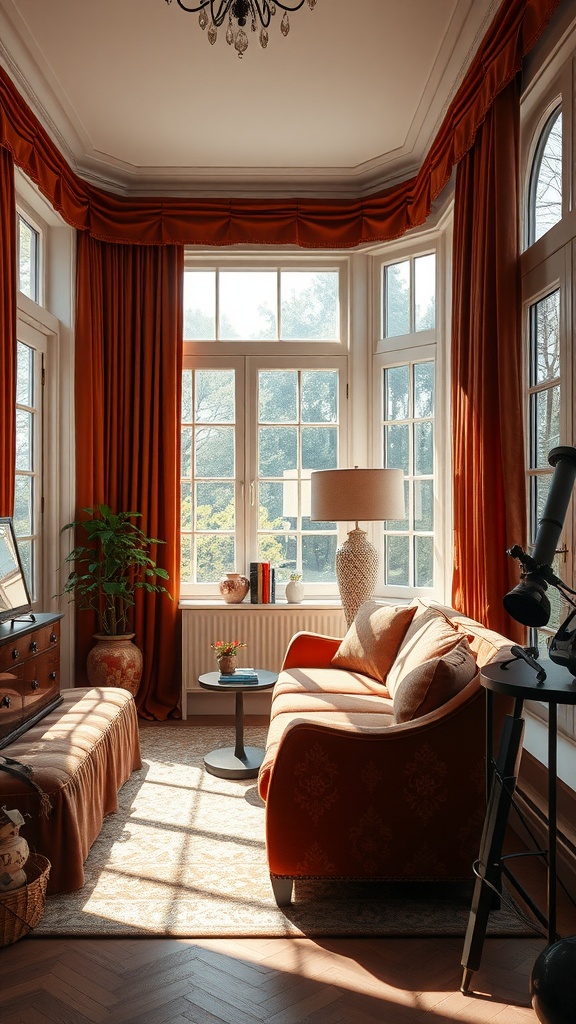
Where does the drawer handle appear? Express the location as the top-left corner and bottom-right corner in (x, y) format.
(1, 695), (11, 708)
(49, 672), (57, 682)
(31, 679), (39, 691)
(49, 633), (57, 644)
(11, 648), (19, 660)
(29, 641), (38, 653)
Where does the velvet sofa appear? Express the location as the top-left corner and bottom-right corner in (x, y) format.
(258, 598), (514, 905)
(0, 686), (141, 894)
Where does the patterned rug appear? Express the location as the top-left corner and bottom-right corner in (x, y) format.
(33, 722), (537, 938)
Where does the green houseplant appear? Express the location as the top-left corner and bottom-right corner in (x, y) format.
(60, 504), (171, 693)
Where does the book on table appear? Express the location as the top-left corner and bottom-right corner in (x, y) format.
(218, 667), (259, 683)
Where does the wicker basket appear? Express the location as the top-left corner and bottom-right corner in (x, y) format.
(0, 854), (51, 946)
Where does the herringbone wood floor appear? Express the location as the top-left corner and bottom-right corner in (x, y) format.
(0, 933), (550, 1023)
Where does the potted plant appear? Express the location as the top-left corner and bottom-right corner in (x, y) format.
(59, 504), (171, 694)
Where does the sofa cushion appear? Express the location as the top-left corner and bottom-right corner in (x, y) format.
(331, 601), (417, 683)
(386, 601), (466, 698)
(393, 636), (478, 722)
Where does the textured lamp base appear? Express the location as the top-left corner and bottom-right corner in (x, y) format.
(336, 528), (379, 627)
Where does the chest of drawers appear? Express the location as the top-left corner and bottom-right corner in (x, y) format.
(0, 613), (63, 748)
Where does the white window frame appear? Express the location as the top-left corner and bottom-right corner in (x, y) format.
(181, 252), (350, 601)
(370, 223), (451, 603)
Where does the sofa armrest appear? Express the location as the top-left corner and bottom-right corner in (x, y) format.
(281, 631), (343, 670)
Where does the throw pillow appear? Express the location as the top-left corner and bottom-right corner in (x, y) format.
(393, 637), (478, 723)
(386, 602), (466, 699)
(331, 601), (417, 684)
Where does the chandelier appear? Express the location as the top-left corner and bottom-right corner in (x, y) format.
(165, 1), (318, 58)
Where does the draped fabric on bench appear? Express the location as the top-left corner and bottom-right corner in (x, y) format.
(0, 687), (141, 894)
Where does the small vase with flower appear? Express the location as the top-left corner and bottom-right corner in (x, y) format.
(211, 639), (247, 675)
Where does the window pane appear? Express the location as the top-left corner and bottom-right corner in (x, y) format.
(18, 216), (38, 301)
(15, 410), (32, 470)
(532, 291), (560, 385)
(258, 533), (296, 575)
(16, 343), (33, 406)
(530, 109), (562, 244)
(220, 271), (276, 340)
(182, 369), (193, 422)
(13, 476), (32, 536)
(181, 481), (193, 530)
(259, 371), (297, 422)
(196, 482), (235, 529)
(385, 365), (409, 420)
(195, 370), (235, 423)
(415, 535), (433, 587)
(181, 427), (192, 477)
(414, 479), (433, 532)
(533, 387), (560, 467)
(196, 535), (235, 582)
(259, 426), (297, 476)
(385, 423), (409, 472)
(259, 481), (286, 529)
(195, 426), (235, 477)
(385, 261), (410, 338)
(385, 535), (409, 587)
(414, 254), (435, 331)
(301, 370), (338, 422)
(181, 535), (192, 583)
(414, 421), (433, 476)
(184, 271), (216, 340)
(414, 362), (435, 417)
(302, 534), (336, 582)
(281, 271), (339, 340)
(302, 426), (337, 470)
(16, 538), (32, 596)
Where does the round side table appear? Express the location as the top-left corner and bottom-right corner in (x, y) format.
(198, 669), (277, 779)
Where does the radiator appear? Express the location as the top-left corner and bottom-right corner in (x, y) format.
(180, 602), (346, 718)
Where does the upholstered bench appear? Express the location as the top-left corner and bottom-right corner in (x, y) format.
(0, 686), (141, 894)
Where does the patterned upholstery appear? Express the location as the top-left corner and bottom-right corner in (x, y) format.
(258, 600), (514, 904)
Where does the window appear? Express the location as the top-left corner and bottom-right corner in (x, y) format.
(181, 259), (348, 596)
(381, 360), (435, 590)
(527, 106), (562, 246)
(17, 212), (41, 302)
(14, 337), (44, 601)
(383, 254), (436, 339)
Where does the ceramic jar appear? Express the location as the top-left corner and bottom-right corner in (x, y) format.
(86, 634), (144, 695)
(219, 572), (249, 604)
(285, 578), (304, 604)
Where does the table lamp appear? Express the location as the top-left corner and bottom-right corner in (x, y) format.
(310, 467), (405, 626)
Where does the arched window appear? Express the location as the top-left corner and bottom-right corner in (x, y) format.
(527, 106), (562, 245)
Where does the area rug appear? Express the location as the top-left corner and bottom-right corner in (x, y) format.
(33, 722), (538, 938)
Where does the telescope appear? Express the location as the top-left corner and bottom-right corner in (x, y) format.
(504, 445), (576, 675)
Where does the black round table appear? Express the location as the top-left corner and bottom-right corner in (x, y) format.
(461, 653), (576, 993)
(198, 669), (277, 779)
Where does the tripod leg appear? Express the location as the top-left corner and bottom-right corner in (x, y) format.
(460, 713), (525, 992)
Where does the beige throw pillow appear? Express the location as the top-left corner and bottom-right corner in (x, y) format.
(331, 602), (417, 684)
(386, 603), (466, 699)
(393, 637), (478, 723)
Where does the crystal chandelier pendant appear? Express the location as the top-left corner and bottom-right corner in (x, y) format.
(207, 22), (217, 44)
(307, 0), (317, 8)
(235, 27), (249, 56)
(280, 12), (290, 36)
(260, 26), (269, 48)
(226, 17), (234, 45)
(198, 8), (208, 30)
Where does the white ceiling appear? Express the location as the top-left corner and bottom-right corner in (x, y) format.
(0, 0), (498, 197)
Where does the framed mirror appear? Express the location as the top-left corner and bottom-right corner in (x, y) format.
(0, 517), (33, 624)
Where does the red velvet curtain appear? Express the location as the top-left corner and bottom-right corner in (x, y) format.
(0, 0), (561, 248)
(75, 233), (183, 718)
(0, 147), (16, 517)
(451, 78), (527, 641)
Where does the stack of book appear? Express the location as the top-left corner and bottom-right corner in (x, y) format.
(249, 562), (276, 603)
(218, 667), (259, 684)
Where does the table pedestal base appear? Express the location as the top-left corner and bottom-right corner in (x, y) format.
(203, 745), (264, 780)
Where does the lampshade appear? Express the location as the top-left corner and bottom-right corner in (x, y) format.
(311, 468), (405, 524)
(310, 468), (406, 626)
